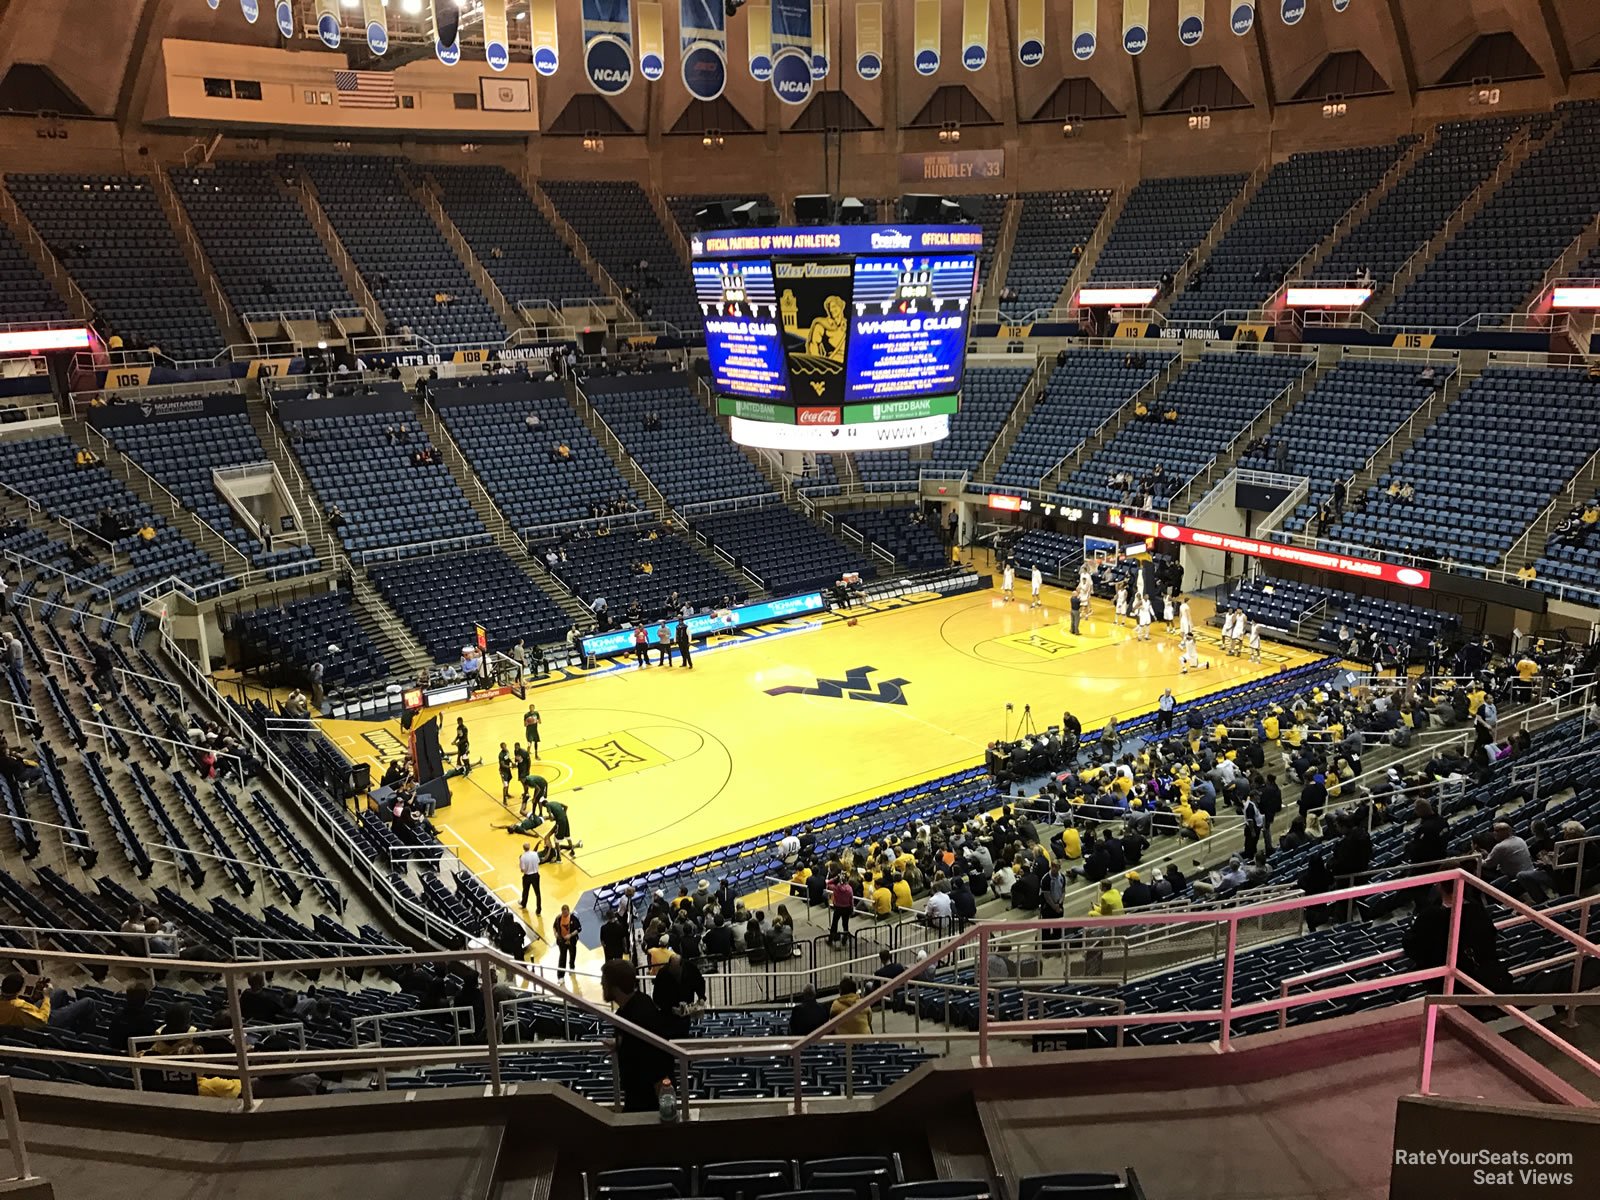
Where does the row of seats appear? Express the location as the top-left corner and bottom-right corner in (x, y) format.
(543, 180), (698, 329)
(94, 405), (318, 573)
(585, 374), (773, 508)
(1325, 365), (1600, 567)
(293, 154), (507, 346)
(996, 351), (1171, 488)
(434, 376), (640, 533)
(854, 365), (1033, 488)
(1064, 352), (1310, 508)
(6, 173), (223, 360)
(690, 504), (875, 598)
(230, 591), (392, 689)
(1168, 140), (1407, 321)
(1003, 190), (1110, 313)
(171, 161), (355, 321)
(1387, 103), (1600, 328)
(539, 521), (746, 620)
(1091, 173), (1245, 284)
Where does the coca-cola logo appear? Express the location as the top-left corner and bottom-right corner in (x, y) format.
(797, 407), (841, 426)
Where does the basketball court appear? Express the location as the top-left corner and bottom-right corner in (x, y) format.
(317, 578), (1322, 932)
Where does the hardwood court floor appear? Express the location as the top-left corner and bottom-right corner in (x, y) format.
(318, 583), (1322, 949)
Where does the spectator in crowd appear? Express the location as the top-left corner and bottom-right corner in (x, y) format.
(601, 959), (674, 1114)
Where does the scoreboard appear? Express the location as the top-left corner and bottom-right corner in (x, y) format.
(692, 225), (980, 441)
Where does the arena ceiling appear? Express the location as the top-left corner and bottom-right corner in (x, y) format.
(1, 0), (1599, 135)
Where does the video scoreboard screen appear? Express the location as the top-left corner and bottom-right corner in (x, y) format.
(693, 225), (980, 424)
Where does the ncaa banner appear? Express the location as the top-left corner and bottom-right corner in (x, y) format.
(913, 0), (941, 75)
(855, 2), (883, 80)
(769, 0), (813, 104)
(961, 0), (988, 71)
(314, 0), (339, 48)
(1123, 0), (1149, 55)
(275, 0), (294, 38)
(206, 0), (220, 10)
(748, 1), (773, 81)
(583, 0), (634, 94)
(530, 0), (559, 74)
(430, 0), (462, 64)
(1231, 2), (1256, 34)
(1071, 0), (1095, 61)
(1178, 0), (1204, 46)
(1281, 0), (1307, 23)
(362, 0), (389, 54)
(1017, 0), (1045, 67)
(1331, 0), (1350, 11)
(482, 0), (511, 70)
(637, 2), (665, 81)
(680, 0), (728, 101)
(238, 0), (259, 24)
(810, 1), (829, 81)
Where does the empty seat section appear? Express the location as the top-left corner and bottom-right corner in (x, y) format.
(1002, 190), (1110, 314)
(1089, 173), (1245, 285)
(855, 364), (1032, 487)
(543, 180), (698, 330)
(6, 173), (223, 359)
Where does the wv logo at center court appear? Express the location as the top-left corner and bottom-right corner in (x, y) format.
(766, 666), (909, 705)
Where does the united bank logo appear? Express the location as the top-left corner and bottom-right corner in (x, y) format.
(766, 666), (910, 705)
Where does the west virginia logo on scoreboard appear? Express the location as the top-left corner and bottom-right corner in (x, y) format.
(765, 665), (910, 705)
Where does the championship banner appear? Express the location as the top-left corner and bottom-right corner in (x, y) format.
(1230, 2), (1256, 35)
(239, 0), (259, 24)
(1281, 0), (1307, 23)
(961, 0), (988, 71)
(637, 1), (665, 81)
(482, 0), (510, 70)
(530, 0), (559, 74)
(680, 0), (728, 101)
(431, 0), (462, 64)
(1123, 0), (1149, 55)
(748, 1), (773, 81)
(1178, 0), (1204, 47)
(582, 0), (634, 94)
(913, 0), (941, 75)
(855, 1), (883, 80)
(362, 0), (388, 53)
(314, 0), (340, 48)
(769, 0), (813, 104)
(810, 1), (829, 81)
(1071, 0), (1095, 61)
(1017, 0), (1045, 67)
(275, 0), (294, 39)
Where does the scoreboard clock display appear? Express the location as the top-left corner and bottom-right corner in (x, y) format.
(692, 224), (980, 439)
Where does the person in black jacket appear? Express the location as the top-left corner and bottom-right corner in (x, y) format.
(1402, 879), (1513, 994)
(788, 985), (831, 1036)
(602, 960), (675, 1113)
(1407, 797), (1450, 868)
(651, 954), (706, 1039)
(1328, 815), (1373, 882)
(600, 908), (631, 963)
(1297, 853), (1335, 931)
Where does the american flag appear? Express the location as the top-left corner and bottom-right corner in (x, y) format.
(333, 70), (398, 110)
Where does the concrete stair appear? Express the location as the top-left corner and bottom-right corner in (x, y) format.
(1056, 183), (1130, 308)
(1171, 355), (1329, 513)
(1502, 444), (1600, 573)
(411, 172), (526, 336)
(1284, 130), (1437, 285)
(242, 398), (431, 672)
(1157, 162), (1269, 316)
(413, 398), (593, 629)
(520, 172), (636, 316)
(1037, 352), (1189, 493)
(1345, 364), (1473, 500)
(1374, 123), (1557, 319)
(567, 379), (673, 516)
(983, 196), (1022, 309)
(61, 414), (246, 580)
(1522, 213), (1600, 312)
(0, 179), (96, 324)
(644, 182), (692, 266)
(288, 175), (387, 335)
(974, 354), (1053, 484)
(148, 165), (245, 349)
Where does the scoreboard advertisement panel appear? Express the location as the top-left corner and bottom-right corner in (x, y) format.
(693, 225), (980, 427)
